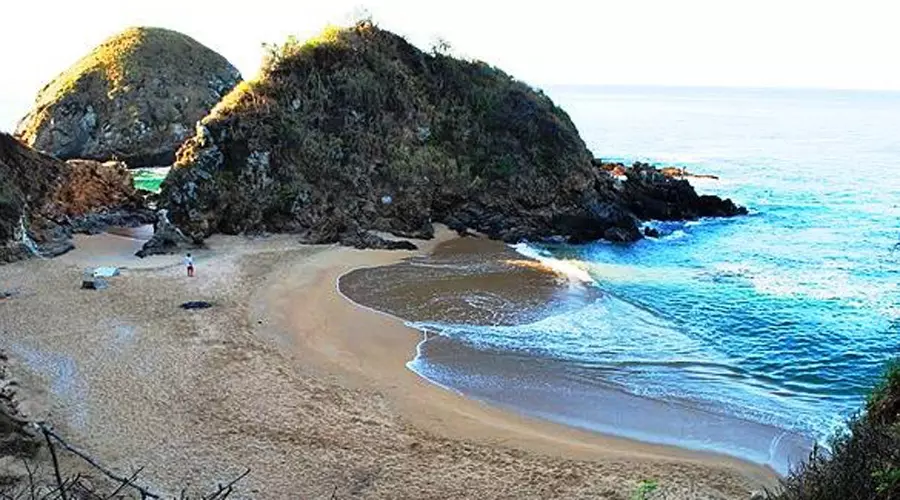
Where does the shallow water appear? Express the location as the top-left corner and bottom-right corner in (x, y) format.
(132, 167), (169, 193)
(405, 86), (900, 472)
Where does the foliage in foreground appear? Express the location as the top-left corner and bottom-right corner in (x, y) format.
(774, 360), (900, 500)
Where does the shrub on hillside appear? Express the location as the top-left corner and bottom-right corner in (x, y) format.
(774, 361), (900, 500)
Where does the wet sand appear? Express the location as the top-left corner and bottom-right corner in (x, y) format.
(339, 236), (814, 475)
(0, 227), (778, 498)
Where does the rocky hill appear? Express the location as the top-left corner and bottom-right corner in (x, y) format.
(151, 22), (743, 251)
(0, 133), (150, 262)
(16, 27), (241, 168)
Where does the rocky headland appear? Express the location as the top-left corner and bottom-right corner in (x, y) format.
(15, 27), (241, 168)
(144, 22), (744, 255)
(5, 21), (746, 258)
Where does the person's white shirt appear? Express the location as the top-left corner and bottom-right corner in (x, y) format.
(184, 255), (194, 266)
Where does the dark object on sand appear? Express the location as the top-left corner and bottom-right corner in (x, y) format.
(338, 229), (418, 251)
(81, 278), (108, 290)
(81, 269), (108, 290)
(180, 301), (212, 310)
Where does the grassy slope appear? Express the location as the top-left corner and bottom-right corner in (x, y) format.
(17, 27), (241, 166)
(167, 22), (599, 240)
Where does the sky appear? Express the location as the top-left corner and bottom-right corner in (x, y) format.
(3, 0), (900, 131)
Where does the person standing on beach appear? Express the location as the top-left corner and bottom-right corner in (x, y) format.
(184, 253), (195, 277)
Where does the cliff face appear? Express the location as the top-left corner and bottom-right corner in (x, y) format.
(16, 27), (241, 168)
(155, 23), (743, 250)
(0, 133), (149, 262)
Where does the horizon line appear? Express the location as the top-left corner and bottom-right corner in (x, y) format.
(536, 82), (900, 94)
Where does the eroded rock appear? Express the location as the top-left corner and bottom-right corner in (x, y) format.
(1, 134), (150, 263)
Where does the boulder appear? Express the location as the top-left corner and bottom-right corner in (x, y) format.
(136, 209), (194, 257)
(16, 27), (241, 167)
(0, 352), (40, 459)
(180, 301), (213, 310)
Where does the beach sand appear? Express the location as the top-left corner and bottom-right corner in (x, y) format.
(0, 227), (778, 498)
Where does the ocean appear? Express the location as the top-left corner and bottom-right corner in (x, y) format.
(144, 85), (899, 473)
(400, 86), (900, 474)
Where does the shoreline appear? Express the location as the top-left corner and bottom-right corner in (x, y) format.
(0, 228), (779, 497)
(333, 233), (810, 475)
(280, 229), (780, 482)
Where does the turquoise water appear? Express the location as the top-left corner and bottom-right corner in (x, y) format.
(409, 86), (900, 470)
(132, 167), (169, 193)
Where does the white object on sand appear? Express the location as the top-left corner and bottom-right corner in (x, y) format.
(93, 267), (120, 278)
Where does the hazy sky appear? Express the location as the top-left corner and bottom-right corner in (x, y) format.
(3, 0), (899, 131)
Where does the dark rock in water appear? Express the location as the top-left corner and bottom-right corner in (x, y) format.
(611, 162), (747, 221)
(643, 226), (661, 238)
(339, 230), (418, 251)
(603, 226), (639, 243)
(136, 209), (195, 257)
(696, 195), (747, 217)
(180, 301), (212, 310)
(154, 23), (746, 249)
(15, 27), (241, 168)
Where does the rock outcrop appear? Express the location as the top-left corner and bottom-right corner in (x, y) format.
(0, 351), (41, 459)
(147, 23), (744, 253)
(134, 209), (193, 258)
(16, 27), (241, 168)
(598, 161), (747, 222)
(47, 159), (154, 234)
(1, 133), (70, 262)
(0, 133), (151, 263)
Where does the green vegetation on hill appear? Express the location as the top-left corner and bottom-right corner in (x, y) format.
(203, 20), (586, 184)
(16, 27), (241, 167)
(775, 360), (900, 500)
(165, 21), (615, 244)
(36, 27), (210, 103)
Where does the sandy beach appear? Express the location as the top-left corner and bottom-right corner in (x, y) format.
(0, 227), (778, 498)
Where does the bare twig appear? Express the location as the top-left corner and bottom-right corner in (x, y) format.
(201, 469), (250, 500)
(41, 427), (66, 500)
(22, 458), (35, 500)
(75, 477), (104, 500)
(103, 467), (144, 500)
(43, 474), (79, 500)
(36, 424), (161, 499)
